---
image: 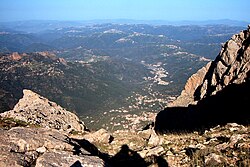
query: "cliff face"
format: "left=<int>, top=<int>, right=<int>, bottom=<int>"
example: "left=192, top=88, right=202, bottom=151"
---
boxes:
left=155, top=25, right=250, bottom=133
left=169, top=25, right=250, bottom=107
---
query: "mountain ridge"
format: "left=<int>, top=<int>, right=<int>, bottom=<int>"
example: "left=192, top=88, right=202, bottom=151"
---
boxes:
left=0, top=19, right=249, bottom=33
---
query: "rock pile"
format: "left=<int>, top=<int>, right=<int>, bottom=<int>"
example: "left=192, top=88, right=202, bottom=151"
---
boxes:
left=72, top=122, right=249, bottom=167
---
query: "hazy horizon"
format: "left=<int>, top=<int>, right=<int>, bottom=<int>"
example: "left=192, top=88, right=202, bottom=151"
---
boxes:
left=1, top=0, right=250, bottom=22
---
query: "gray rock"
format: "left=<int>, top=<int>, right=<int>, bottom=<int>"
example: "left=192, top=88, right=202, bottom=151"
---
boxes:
left=36, top=151, right=105, bottom=167
left=84, top=128, right=113, bottom=144
left=0, top=127, right=106, bottom=167
left=205, top=153, right=228, bottom=166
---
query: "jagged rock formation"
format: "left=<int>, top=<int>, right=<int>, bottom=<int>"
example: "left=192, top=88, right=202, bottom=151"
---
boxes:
left=0, top=89, right=85, bottom=132
left=155, top=25, right=250, bottom=133
left=170, top=25, right=250, bottom=107
left=168, top=62, right=212, bottom=107
left=0, top=89, right=108, bottom=167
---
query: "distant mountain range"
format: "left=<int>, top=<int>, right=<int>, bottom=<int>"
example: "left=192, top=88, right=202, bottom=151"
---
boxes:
left=0, top=23, right=244, bottom=59
left=0, top=19, right=249, bottom=33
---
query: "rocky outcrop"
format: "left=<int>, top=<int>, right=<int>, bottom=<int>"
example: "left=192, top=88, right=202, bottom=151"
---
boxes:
left=84, top=128, right=114, bottom=144
left=170, top=25, right=250, bottom=106
left=196, top=25, right=250, bottom=99
left=8, top=52, right=23, bottom=61
left=168, top=62, right=212, bottom=107
left=0, top=91, right=108, bottom=167
left=0, top=89, right=85, bottom=132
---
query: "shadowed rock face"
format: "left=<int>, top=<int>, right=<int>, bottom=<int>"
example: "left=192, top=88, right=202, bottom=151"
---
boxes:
left=155, top=78, right=250, bottom=133
left=194, top=25, right=250, bottom=100
left=155, top=25, right=250, bottom=134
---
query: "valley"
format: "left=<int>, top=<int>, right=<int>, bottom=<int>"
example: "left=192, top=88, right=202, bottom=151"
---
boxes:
left=0, top=22, right=245, bottom=130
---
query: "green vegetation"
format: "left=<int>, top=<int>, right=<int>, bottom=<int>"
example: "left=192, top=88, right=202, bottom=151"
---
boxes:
left=0, top=116, right=34, bottom=129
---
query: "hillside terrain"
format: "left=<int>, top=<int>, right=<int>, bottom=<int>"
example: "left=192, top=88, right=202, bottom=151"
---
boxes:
left=0, top=51, right=206, bottom=130
left=0, top=23, right=245, bottom=130
left=0, top=24, right=249, bottom=167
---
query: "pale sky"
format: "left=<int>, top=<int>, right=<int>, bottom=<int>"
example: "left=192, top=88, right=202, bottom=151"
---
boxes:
left=0, top=0, right=249, bottom=22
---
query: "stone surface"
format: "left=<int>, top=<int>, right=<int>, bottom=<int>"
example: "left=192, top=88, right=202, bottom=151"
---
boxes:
left=0, top=127, right=106, bottom=167
left=84, top=128, right=113, bottom=144
left=36, top=151, right=105, bottom=167
left=168, top=62, right=211, bottom=107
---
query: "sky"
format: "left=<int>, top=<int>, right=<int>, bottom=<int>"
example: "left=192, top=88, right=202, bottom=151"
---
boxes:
left=0, top=0, right=249, bottom=22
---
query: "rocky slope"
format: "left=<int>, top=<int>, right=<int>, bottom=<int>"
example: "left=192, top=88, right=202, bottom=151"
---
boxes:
left=96, top=123, right=250, bottom=167
left=1, top=113, right=249, bottom=166
left=0, top=89, right=110, bottom=166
